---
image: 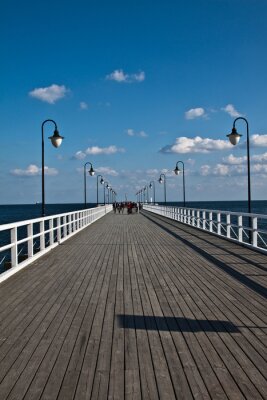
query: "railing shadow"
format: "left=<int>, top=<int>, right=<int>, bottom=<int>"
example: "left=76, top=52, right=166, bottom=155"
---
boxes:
left=143, top=211, right=267, bottom=272
left=142, top=212, right=267, bottom=299
left=117, top=314, right=239, bottom=333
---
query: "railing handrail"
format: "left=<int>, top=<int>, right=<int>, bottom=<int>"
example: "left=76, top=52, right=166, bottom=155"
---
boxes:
left=151, top=204, right=267, bottom=219
left=0, top=205, right=107, bottom=231
left=0, top=205, right=113, bottom=282
left=143, top=204, right=267, bottom=253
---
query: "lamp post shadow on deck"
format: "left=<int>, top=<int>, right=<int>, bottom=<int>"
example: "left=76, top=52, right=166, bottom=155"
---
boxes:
left=226, top=117, right=252, bottom=243
left=41, top=119, right=64, bottom=217
left=149, top=181, right=156, bottom=204
left=158, top=173, right=166, bottom=204
left=174, top=161, right=185, bottom=207
left=97, top=175, right=104, bottom=206
left=84, top=162, right=95, bottom=208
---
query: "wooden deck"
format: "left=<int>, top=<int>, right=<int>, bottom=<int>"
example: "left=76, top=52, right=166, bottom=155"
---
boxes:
left=0, top=210, right=266, bottom=400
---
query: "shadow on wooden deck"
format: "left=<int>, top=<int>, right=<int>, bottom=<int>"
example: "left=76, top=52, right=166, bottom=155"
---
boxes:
left=117, top=314, right=240, bottom=332
left=142, top=212, right=267, bottom=299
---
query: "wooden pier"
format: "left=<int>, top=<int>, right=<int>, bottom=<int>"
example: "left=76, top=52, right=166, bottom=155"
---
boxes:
left=0, top=210, right=266, bottom=399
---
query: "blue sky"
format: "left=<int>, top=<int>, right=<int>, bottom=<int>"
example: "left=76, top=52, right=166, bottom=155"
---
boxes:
left=1, top=0, right=267, bottom=204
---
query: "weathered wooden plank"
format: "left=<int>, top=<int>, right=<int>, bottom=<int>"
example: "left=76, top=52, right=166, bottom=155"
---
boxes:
left=0, top=211, right=266, bottom=400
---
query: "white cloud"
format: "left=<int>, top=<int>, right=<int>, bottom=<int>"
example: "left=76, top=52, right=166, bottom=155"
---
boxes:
left=95, top=167, right=119, bottom=176
left=223, top=154, right=246, bottom=165
left=132, top=71, right=145, bottom=82
left=126, top=128, right=148, bottom=138
left=222, top=104, right=243, bottom=118
left=85, top=145, right=125, bottom=155
left=213, top=164, right=230, bottom=176
left=146, top=169, right=159, bottom=176
left=127, top=129, right=135, bottom=137
left=11, top=164, right=58, bottom=176
left=200, top=161, right=267, bottom=177
left=106, top=69, right=145, bottom=83
left=200, top=163, right=232, bottom=176
left=185, top=107, right=205, bottom=120
left=187, top=158, right=195, bottom=166
left=74, top=146, right=125, bottom=159
left=251, top=164, right=267, bottom=174
left=223, top=152, right=267, bottom=165
left=29, top=84, right=69, bottom=104
left=252, top=152, right=267, bottom=163
left=200, top=165, right=211, bottom=176
left=80, top=101, right=88, bottom=110
left=107, top=69, right=127, bottom=82
left=74, top=151, right=86, bottom=160
left=160, top=136, right=232, bottom=154
left=251, top=134, right=267, bottom=147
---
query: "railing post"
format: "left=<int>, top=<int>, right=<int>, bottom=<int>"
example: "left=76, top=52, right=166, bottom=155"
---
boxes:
left=40, top=220, right=45, bottom=251
left=203, top=211, right=206, bottom=230
left=187, top=209, right=190, bottom=225
left=197, top=210, right=200, bottom=228
left=75, top=213, right=78, bottom=231
left=217, top=213, right=221, bottom=235
left=63, top=216, right=67, bottom=238
left=209, top=212, right=213, bottom=232
left=226, top=214, right=231, bottom=238
left=238, top=215, right=243, bottom=242
left=192, top=210, right=195, bottom=226
left=11, top=227, right=18, bottom=267
left=69, top=214, right=72, bottom=234
left=49, top=219, right=54, bottom=246
left=252, top=217, right=258, bottom=247
left=57, top=217, right=61, bottom=241
left=27, top=223, right=34, bottom=258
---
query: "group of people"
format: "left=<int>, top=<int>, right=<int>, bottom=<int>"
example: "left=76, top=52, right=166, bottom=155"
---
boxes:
left=112, top=202, right=141, bottom=214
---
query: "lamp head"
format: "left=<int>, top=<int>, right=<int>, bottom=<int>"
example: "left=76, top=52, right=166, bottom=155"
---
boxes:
left=174, top=166, right=181, bottom=175
left=88, top=165, right=95, bottom=176
left=100, top=177, right=104, bottom=185
left=49, top=129, right=64, bottom=148
left=227, top=127, right=242, bottom=146
left=158, top=177, right=163, bottom=184
left=149, top=183, right=152, bottom=188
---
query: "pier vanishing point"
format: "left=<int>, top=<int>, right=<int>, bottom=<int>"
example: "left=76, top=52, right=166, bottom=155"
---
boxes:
left=0, top=206, right=266, bottom=399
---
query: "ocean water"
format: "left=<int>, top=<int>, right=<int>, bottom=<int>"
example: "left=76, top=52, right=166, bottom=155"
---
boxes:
left=0, top=200, right=266, bottom=225
left=0, top=203, right=97, bottom=225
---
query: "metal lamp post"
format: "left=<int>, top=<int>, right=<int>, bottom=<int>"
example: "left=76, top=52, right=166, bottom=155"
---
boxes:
left=97, top=175, right=104, bottom=206
left=227, top=117, right=252, bottom=242
left=140, top=189, right=144, bottom=203
left=104, top=182, right=110, bottom=205
left=149, top=181, right=156, bottom=204
left=41, top=119, right=64, bottom=217
left=174, top=161, right=185, bottom=207
left=109, top=187, right=113, bottom=204
left=144, top=185, right=149, bottom=204
left=158, top=173, right=166, bottom=204
left=84, top=162, right=95, bottom=208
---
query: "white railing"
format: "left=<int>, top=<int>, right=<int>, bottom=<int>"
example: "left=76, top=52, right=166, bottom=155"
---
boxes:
left=143, top=205, right=267, bottom=253
left=0, top=205, right=113, bottom=282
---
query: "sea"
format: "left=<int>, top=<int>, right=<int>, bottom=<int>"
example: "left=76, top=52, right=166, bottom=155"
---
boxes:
left=0, top=200, right=267, bottom=225
left=0, top=201, right=266, bottom=274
